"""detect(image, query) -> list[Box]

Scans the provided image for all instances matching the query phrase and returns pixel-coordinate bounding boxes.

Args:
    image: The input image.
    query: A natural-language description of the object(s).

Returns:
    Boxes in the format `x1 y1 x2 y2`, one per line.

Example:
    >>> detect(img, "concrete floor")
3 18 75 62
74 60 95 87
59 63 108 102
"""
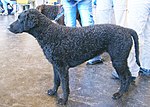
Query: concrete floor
0 15 150 107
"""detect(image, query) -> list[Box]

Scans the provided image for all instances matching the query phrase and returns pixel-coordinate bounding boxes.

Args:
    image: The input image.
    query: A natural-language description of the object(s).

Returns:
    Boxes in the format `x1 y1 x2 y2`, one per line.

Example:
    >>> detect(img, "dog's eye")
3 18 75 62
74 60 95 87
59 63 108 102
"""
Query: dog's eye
17 16 22 22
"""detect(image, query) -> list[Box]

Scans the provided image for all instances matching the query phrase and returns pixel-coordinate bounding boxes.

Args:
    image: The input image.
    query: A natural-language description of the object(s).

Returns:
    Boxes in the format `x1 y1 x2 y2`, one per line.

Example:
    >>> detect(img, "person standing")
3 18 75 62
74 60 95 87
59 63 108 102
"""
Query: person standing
95 0 127 26
127 0 150 76
62 0 103 65
96 0 140 80
1 0 16 15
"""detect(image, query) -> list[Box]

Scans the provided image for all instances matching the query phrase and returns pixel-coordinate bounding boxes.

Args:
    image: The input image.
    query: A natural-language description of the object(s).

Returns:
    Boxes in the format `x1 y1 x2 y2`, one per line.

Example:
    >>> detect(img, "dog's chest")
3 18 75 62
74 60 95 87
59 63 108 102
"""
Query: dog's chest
42 45 53 63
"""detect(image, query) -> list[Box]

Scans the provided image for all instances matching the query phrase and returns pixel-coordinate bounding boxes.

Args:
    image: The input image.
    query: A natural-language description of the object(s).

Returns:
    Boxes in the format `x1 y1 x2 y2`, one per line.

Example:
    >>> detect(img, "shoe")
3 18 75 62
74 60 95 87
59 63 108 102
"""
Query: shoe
9 10 16 15
112 71 136 81
86 59 103 65
9 12 15 15
86 57 103 65
0 8 4 14
2 12 8 16
139 67 150 76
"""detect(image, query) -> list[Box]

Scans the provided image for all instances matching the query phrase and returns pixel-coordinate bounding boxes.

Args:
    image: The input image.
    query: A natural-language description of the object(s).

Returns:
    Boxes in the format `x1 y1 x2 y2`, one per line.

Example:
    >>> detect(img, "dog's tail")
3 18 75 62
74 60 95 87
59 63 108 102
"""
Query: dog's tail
130 29 141 67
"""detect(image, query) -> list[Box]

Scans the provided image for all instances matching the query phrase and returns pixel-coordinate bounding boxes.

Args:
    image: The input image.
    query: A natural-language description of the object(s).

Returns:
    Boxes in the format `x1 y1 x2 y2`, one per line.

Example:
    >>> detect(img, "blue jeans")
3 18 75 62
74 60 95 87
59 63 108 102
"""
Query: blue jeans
62 0 94 27
1 0 16 13
62 0 102 63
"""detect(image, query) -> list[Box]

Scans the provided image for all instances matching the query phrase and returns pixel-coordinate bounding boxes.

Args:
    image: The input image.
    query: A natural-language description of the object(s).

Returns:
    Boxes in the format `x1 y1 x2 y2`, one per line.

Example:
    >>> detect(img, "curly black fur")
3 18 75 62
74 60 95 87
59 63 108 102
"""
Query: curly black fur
9 9 140 105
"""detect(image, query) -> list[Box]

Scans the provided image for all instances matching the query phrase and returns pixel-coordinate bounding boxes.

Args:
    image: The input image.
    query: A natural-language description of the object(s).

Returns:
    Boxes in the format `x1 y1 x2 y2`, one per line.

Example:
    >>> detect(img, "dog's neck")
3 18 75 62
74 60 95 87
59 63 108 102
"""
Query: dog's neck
28 15 63 48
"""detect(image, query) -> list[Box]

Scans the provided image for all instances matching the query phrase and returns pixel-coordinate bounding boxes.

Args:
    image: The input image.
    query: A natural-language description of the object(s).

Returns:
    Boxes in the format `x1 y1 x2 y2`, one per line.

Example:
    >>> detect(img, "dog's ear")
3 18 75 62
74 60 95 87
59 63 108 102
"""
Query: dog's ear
24 12 39 31
36 5 44 13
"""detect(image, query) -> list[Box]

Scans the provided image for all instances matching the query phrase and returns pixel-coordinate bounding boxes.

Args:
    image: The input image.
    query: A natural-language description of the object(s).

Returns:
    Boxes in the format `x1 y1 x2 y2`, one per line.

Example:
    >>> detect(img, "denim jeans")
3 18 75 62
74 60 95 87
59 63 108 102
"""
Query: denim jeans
1 0 16 13
62 0 94 27
62 0 102 63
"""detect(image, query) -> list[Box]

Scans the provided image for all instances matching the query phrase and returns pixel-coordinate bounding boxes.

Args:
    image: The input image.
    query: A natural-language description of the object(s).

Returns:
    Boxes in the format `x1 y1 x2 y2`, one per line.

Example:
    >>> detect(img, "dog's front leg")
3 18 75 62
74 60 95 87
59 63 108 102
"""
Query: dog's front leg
57 66 69 105
48 65 60 96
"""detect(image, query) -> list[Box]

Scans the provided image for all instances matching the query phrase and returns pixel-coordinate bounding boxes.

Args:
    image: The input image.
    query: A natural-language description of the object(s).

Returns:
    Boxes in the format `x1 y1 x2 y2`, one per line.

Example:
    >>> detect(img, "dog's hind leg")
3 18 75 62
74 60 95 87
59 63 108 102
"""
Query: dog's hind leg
112 60 132 99
48 65 61 96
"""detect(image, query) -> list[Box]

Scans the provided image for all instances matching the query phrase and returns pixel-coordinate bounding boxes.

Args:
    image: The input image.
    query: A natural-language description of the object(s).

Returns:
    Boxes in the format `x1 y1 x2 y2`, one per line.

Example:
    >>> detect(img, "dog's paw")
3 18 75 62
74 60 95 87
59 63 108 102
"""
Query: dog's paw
112 92 122 100
47 89 57 96
57 98 67 105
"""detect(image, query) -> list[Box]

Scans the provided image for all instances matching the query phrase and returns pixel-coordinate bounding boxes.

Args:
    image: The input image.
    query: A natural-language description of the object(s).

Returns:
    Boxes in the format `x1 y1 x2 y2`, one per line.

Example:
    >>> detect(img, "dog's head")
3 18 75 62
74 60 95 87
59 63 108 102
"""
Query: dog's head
36 5 45 13
36 4 61 20
36 4 65 25
8 9 39 34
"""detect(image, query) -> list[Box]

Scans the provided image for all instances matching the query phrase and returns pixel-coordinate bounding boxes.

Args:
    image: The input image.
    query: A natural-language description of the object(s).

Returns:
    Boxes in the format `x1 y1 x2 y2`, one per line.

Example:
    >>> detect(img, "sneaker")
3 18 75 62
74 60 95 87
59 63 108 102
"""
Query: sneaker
112 71 136 81
86 56 103 65
0 8 4 14
2 12 8 16
139 67 150 76
9 11 15 15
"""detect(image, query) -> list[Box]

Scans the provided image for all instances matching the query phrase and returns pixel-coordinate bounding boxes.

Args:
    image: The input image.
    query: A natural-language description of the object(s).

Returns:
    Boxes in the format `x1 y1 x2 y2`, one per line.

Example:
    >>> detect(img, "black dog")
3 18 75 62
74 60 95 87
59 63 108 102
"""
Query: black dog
9 9 140 105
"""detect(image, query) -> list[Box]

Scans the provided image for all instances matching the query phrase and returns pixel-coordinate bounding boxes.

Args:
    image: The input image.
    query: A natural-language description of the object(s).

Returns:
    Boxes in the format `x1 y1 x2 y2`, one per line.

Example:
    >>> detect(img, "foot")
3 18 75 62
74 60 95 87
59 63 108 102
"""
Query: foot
9 10 16 15
86 59 103 65
0 9 4 14
47 89 57 96
2 12 8 16
139 67 150 76
9 12 15 15
87 56 103 65
112 71 136 82
58 98 67 105
112 92 123 100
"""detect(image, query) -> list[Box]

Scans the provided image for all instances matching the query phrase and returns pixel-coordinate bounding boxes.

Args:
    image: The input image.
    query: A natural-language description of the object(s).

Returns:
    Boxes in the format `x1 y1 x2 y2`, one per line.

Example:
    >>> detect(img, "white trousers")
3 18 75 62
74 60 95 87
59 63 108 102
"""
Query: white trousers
96 0 140 77
35 0 44 7
128 0 150 70
96 0 127 26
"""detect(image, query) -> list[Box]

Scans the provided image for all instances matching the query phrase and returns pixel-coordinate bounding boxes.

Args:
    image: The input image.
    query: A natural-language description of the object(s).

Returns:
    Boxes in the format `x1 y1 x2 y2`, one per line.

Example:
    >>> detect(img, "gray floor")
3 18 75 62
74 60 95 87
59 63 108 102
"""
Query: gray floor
0 15 150 107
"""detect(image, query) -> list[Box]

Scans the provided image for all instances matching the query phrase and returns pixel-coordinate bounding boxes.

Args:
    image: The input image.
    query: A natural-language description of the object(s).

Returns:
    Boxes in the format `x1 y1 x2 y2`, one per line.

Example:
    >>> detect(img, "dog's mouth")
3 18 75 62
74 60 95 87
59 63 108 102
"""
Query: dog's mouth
8 26 22 34
8 27 17 34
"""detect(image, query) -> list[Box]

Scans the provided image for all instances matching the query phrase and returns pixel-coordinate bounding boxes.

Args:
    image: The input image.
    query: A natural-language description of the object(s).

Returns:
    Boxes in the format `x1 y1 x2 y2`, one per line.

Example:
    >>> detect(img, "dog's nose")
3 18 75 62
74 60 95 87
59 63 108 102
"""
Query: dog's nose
8 24 14 32
7 26 11 31
7 24 12 30
8 24 14 29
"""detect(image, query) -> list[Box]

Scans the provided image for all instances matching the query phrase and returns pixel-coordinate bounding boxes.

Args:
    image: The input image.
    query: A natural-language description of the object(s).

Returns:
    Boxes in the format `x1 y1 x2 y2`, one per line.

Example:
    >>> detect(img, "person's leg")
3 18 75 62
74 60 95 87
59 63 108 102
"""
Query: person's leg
111 0 140 79
113 0 127 26
17 4 23 13
0 1 4 14
95 0 114 24
62 0 77 27
8 0 17 14
88 0 113 64
93 0 96 6
2 0 17 15
140 2 150 75
77 0 102 64
77 0 94 26
35 0 43 7
112 0 148 78
1 0 8 15
142 16 150 70
128 0 150 75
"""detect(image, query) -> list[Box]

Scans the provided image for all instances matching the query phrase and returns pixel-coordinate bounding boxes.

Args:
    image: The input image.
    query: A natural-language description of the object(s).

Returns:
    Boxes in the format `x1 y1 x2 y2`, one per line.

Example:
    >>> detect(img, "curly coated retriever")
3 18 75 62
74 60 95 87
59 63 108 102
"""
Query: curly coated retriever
9 9 140 105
